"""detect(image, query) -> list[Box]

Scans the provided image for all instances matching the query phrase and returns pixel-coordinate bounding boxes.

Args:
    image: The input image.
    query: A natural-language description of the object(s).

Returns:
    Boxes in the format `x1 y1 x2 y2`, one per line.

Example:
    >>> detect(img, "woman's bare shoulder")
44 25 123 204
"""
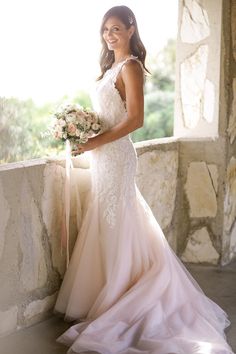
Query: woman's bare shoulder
121 59 144 83
122 58 143 72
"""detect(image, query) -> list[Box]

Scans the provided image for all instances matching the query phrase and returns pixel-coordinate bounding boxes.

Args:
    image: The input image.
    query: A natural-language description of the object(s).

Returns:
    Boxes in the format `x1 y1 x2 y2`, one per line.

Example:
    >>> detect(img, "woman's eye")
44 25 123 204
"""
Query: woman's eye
103 26 120 34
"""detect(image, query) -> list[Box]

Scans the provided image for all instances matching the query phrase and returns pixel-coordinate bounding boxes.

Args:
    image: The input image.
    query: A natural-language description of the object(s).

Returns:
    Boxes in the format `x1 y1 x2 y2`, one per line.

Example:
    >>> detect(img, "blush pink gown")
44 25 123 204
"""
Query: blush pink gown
53 56 234 354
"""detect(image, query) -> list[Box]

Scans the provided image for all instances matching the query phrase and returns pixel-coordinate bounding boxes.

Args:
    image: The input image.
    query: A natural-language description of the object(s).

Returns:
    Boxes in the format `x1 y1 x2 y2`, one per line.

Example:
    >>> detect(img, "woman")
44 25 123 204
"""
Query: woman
54 5 234 354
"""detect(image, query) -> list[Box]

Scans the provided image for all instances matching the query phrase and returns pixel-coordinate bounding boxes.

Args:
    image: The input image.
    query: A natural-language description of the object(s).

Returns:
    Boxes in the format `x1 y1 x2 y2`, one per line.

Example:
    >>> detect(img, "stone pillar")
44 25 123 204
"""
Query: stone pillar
174 0 236 265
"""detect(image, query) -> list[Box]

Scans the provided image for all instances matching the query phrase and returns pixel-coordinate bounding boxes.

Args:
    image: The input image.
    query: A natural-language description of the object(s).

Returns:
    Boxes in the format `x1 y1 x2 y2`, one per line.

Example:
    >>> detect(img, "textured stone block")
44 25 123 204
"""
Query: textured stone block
180 0 210 43
181 45 208 129
0 180 10 261
185 161 217 217
203 79 215 123
0 306 18 337
24 292 58 322
181 227 219 264
207 164 218 193
19 175 47 292
136 150 178 230
42 164 66 276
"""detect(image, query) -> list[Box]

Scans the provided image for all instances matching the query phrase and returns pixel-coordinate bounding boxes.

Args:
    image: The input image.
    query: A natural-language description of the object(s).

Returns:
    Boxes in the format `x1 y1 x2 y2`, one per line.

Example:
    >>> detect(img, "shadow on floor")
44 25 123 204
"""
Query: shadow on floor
186 262 236 352
0 316 70 354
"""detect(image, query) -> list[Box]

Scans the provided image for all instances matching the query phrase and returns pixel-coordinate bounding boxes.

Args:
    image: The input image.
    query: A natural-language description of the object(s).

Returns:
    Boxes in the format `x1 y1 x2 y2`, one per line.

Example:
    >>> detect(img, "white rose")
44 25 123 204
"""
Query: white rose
80 131 86 138
79 132 88 143
87 115 94 123
77 116 85 125
58 119 66 127
88 130 94 137
67 113 77 123
75 129 81 137
92 123 100 131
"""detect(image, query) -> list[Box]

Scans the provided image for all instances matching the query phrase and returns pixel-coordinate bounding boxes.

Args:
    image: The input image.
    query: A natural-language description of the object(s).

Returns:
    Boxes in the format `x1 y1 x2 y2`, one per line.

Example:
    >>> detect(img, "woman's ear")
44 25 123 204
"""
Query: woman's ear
129 25 135 39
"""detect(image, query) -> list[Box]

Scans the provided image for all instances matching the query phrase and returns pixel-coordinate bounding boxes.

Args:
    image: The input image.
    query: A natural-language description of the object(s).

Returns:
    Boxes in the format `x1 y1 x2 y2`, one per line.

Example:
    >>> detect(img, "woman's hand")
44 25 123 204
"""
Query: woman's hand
71 136 99 156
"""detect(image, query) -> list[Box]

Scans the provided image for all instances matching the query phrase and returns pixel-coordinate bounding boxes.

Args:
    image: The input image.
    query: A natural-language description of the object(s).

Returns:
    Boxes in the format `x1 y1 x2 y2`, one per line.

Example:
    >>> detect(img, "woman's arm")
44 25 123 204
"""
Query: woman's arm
73 60 144 154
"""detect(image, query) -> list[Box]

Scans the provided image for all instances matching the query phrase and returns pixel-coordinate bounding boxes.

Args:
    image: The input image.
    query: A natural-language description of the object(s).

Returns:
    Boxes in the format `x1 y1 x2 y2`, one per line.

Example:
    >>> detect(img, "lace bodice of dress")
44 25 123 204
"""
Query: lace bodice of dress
92 55 144 132
89 55 144 228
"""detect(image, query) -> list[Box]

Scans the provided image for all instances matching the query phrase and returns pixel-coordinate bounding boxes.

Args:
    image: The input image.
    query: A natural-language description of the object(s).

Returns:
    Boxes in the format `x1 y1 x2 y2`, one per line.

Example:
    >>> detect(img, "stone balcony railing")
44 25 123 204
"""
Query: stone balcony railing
0 135 235 338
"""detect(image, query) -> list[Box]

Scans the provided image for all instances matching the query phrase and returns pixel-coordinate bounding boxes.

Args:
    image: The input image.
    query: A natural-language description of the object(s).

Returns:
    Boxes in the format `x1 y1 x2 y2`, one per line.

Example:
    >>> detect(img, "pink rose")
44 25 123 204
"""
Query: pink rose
67 123 76 136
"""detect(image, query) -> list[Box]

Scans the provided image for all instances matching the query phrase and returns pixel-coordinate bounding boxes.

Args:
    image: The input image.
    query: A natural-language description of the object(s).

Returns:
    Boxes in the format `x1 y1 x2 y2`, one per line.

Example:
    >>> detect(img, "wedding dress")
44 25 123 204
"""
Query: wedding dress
54 56 234 354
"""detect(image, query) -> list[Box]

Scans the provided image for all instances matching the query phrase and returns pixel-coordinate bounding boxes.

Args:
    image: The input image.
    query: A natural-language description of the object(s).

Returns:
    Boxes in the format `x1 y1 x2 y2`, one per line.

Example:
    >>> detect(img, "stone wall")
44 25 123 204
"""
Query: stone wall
135 138 179 251
0 141 180 336
177 137 225 264
136 137 225 266
0 157 90 336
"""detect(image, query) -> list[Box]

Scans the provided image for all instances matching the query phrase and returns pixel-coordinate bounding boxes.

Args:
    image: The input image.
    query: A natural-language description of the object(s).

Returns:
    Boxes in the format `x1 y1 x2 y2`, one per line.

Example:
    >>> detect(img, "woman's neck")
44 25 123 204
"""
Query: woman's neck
114 51 132 65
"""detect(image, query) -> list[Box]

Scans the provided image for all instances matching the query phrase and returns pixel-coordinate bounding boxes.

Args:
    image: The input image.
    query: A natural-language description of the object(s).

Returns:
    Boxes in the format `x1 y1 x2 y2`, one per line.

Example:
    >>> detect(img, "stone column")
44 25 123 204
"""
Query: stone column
174 0 236 265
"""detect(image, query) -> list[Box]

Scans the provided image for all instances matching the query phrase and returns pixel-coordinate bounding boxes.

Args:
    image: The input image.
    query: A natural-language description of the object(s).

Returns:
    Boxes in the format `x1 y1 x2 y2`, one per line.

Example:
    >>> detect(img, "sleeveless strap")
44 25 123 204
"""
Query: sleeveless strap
111 55 144 84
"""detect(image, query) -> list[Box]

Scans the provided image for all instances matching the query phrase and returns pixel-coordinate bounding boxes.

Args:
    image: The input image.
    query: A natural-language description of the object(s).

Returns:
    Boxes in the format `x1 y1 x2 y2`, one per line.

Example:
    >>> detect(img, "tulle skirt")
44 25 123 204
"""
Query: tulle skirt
53 183 233 354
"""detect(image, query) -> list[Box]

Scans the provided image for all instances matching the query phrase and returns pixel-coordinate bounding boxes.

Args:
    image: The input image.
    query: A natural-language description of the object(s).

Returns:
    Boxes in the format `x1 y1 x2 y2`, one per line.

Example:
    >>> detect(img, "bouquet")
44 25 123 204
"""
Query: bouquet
43 103 102 152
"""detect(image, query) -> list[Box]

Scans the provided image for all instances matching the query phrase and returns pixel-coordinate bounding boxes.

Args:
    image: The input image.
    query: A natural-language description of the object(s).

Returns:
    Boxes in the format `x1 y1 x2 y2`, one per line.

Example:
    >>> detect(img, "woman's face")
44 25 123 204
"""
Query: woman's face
102 16 134 52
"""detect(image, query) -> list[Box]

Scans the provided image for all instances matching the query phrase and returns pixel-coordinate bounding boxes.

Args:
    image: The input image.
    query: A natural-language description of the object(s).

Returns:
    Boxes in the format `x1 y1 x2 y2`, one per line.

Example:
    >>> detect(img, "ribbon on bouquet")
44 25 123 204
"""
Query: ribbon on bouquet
61 139 74 269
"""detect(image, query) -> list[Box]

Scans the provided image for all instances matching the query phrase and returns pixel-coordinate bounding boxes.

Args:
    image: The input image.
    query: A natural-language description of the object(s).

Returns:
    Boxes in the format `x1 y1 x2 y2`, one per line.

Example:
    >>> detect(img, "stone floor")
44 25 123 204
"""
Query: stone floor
0 262 235 354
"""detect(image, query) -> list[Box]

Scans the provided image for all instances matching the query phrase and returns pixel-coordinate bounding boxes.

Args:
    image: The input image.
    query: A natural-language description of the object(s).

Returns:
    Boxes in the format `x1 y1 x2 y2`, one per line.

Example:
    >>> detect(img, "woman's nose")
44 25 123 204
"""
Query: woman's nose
107 29 114 38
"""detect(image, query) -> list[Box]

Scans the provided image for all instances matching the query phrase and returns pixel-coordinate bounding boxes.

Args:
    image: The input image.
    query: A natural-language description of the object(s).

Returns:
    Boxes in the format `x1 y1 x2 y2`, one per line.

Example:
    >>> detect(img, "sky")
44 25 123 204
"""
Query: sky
0 0 178 105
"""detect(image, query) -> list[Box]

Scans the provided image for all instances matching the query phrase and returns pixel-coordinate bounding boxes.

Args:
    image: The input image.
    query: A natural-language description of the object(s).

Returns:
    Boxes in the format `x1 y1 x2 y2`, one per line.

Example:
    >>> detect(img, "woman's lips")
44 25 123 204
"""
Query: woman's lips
107 40 117 44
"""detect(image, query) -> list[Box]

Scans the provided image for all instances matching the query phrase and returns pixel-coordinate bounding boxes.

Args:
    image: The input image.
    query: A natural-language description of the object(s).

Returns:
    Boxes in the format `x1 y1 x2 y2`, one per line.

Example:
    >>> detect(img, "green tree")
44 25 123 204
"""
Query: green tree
132 38 176 142
146 38 176 92
0 97 43 163
131 91 174 142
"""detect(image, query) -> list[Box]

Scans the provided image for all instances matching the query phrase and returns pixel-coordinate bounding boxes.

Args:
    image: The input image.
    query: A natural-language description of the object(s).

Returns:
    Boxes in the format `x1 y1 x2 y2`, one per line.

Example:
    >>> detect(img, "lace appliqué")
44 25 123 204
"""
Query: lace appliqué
92 138 137 228
90 56 143 228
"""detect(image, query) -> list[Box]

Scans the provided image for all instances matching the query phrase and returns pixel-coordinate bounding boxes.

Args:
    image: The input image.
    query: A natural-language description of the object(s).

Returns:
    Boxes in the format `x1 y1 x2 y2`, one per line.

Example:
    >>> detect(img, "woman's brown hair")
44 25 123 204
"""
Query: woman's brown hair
97 5 150 80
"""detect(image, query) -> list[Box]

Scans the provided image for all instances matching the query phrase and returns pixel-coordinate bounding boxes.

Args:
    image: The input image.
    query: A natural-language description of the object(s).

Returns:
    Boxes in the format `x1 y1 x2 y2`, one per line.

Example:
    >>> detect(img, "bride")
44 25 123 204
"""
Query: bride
53 5 234 354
